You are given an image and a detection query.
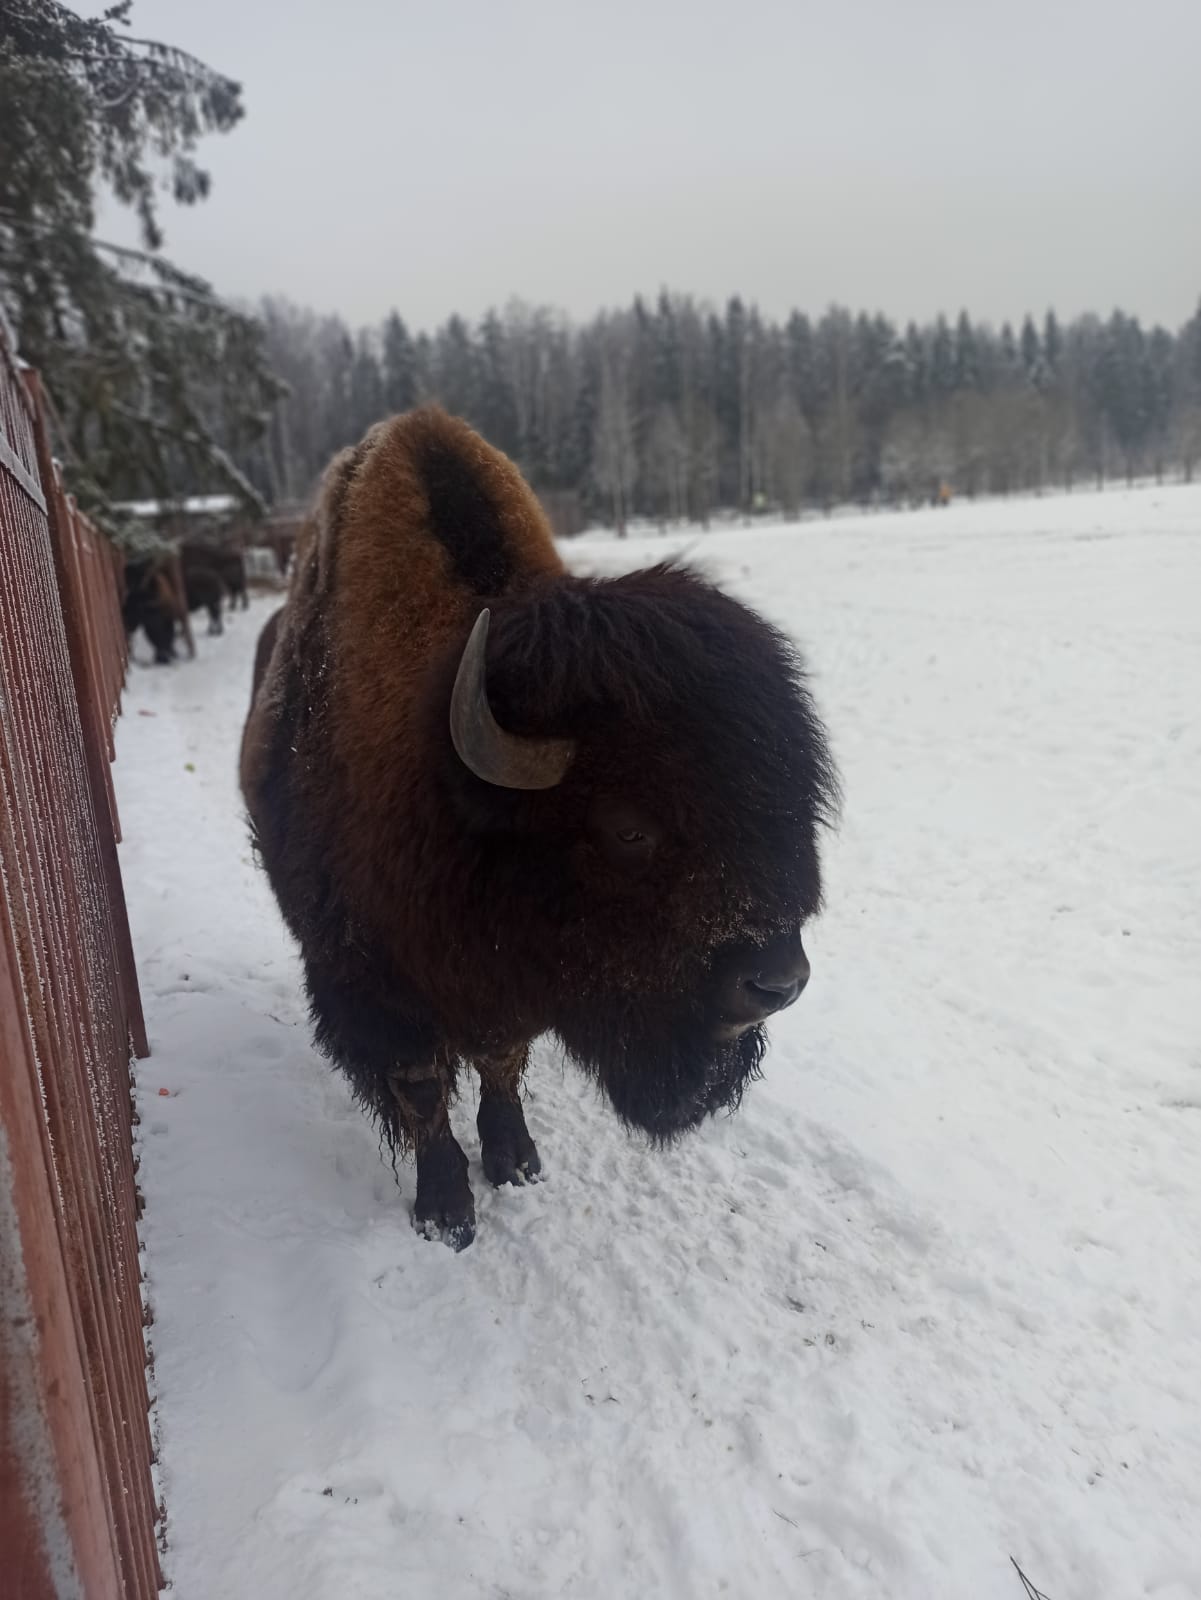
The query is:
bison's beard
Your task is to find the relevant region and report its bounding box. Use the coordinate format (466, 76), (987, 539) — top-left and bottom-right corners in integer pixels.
(554, 1001), (768, 1143)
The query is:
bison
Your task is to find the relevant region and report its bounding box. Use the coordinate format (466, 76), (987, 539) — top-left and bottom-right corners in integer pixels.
(241, 408), (837, 1249)
(123, 550), (227, 659)
(182, 538), (248, 613)
(122, 556), (179, 664)
(182, 563), (225, 636)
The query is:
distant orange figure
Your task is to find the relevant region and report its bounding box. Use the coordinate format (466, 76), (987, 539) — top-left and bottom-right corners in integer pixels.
(937, 482), (952, 507)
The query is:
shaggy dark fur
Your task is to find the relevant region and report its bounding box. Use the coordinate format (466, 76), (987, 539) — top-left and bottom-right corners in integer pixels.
(241, 407), (838, 1249)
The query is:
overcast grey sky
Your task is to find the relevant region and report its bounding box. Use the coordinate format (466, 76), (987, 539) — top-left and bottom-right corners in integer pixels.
(98, 0), (1201, 331)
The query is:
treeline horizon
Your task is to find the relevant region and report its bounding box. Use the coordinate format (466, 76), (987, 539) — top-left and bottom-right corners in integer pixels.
(248, 290), (1201, 532)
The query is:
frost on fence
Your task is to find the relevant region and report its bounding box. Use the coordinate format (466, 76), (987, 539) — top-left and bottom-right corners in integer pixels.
(0, 321), (159, 1597)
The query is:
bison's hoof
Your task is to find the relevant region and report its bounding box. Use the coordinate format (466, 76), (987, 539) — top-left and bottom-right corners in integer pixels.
(478, 1097), (542, 1188)
(413, 1209), (476, 1251)
(412, 1187), (476, 1250)
(481, 1137), (542, 1188)
(413, 1137), (475, 1250)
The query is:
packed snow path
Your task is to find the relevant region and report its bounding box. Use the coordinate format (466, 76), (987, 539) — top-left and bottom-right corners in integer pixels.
(118, 485), (1201, 1600)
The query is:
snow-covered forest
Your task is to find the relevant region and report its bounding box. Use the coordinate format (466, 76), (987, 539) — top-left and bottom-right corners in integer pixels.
(4, 7), (1198, 535)
(250, 292), (1201, 528)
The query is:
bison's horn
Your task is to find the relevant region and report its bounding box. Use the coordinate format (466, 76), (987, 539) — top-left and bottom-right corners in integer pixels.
(450, 609), (575, 790)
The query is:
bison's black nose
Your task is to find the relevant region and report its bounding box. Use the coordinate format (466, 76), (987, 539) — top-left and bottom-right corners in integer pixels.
(745, 974), (805, 1012)
(713, 933), (811, 1029)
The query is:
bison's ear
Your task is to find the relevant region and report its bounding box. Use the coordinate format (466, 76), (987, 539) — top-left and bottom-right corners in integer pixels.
(450, 610), (576, 790)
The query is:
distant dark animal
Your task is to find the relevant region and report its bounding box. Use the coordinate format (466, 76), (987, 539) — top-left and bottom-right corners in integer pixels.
(182, 538), (248, 613)
(241, 408), (837, 1250)
(223, 548), (249, 610)
(122, 557), (180, 664)
(183, 563), (225, 636)
(123, 552), (228, 661)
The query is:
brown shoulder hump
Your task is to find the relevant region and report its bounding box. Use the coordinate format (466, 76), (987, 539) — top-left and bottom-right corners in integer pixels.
(342, 406), (564, 596)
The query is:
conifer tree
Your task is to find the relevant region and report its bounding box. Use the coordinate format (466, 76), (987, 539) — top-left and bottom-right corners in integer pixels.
(0, 0), (282, 523)
(381, 312), (421, 415)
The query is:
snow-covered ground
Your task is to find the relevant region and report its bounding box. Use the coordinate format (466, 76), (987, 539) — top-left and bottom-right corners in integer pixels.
(117, 482), (1201, 1600)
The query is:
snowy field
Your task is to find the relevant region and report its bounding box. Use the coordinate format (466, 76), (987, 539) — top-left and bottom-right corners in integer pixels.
(117, 482), (1201, 1600)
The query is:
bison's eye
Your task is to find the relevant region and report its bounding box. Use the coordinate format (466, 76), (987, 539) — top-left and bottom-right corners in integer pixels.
(588, 802), (663, 876)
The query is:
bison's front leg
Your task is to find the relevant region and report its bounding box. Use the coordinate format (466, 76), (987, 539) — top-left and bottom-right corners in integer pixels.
(306, 970), (476, 1249)
(475, 1047), (542, 1187)
(389, 1067), (476, 1251)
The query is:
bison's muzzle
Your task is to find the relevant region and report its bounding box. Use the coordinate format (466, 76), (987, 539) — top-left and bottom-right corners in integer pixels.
(711, 930), (812, 1035)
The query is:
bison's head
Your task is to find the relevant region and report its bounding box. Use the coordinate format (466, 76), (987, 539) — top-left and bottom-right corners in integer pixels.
(427, 564), (838, 1141)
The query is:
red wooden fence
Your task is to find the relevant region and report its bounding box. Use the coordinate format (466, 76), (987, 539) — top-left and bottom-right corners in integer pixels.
(0, 319), (158, 1597)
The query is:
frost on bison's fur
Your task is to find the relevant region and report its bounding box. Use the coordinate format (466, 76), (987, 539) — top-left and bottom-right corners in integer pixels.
(240, 407), (838, 1249)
